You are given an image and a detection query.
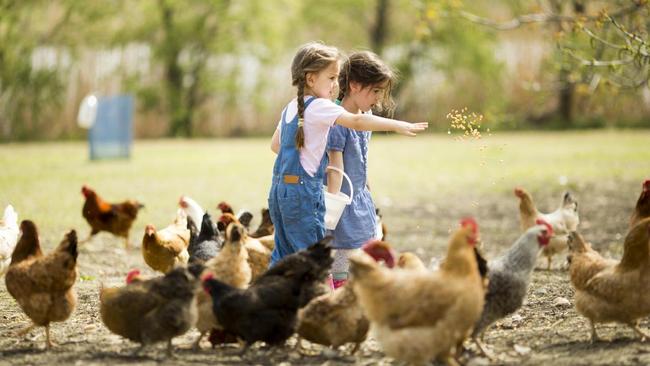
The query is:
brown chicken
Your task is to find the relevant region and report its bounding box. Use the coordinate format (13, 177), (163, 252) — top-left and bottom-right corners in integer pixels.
(630, 179), (650, 228)
(142, 208), (190, 273)
(99, 264), (204, 356)
(249, 208), (274, 238)
(218, 212), (271, 280)
(514, 187), (579, 270)
(568, 218), (650, 342)
(349, 218), (485, 366)
(297, 282), (369, 354)
(5, 221), (78, 349)
(398, 252), (427, 271)
(296, 240), (396, 354)
(193, 221), (252, 348)
(81, 185), (144, 248)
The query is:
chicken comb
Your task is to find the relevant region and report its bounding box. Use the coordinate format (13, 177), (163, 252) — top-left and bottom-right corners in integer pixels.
(535, 219), (554, 237)
(126, 269), (141, 284)
(217, 201), (234, 213)
(201, 273), (214, 282)
(361, 240), (396, 268)
(179, 195), (188, 208)
(643, 179), (650, 192)
(460, 217), (478, 234)
(81, 185), (93, 197)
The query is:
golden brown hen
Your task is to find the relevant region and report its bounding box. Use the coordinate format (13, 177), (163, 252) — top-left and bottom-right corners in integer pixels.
(568, 218), (650, 342)
(349, 219), (485, 366)
(5, 221), (78, 349)
(217, 212), (271, 280)
(142, 209), (190, 273)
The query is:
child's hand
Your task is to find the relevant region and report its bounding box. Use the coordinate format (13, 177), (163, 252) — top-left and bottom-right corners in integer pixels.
(395, 121), (428, 137)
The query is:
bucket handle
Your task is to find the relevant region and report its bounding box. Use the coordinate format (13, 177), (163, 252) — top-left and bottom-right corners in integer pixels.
(325, 166), (354, 204)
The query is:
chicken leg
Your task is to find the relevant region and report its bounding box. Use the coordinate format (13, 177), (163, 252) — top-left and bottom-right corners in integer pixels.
(80, 229), (100, 245)
(589, 321), (600, 343)
(45, 324), (57, 349)
(166, 339), (175, 357)
(349, 341), (361, 355)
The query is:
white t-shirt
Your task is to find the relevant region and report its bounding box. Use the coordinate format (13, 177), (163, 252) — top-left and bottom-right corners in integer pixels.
(276, 97), (345, 177)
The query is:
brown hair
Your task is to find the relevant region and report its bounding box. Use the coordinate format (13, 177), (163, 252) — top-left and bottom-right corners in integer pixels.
(338, 51), (396, 117)
(291, 42), (340, 149)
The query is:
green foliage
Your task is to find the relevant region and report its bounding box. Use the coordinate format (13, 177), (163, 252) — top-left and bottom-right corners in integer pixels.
(1, 0), (650, 140)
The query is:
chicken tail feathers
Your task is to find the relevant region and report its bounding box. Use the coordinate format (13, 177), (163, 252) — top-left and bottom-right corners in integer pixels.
(62, 229), (79, 261)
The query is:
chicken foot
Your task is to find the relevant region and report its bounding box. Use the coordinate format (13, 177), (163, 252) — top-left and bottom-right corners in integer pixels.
(132, 343), (148, 356)
(16, 323), (35, 337)
(473, 335), (496, 361)
(45, 324), (58, 349)
(629, 321), (650, 341)
(192, 331), (206, 350)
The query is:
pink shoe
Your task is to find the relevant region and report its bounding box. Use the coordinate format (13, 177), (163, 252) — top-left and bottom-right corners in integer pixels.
(332, 278), (347, 289)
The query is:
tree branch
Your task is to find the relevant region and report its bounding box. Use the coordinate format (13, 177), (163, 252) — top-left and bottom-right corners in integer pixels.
(451, 1), (646, 31)
(562, 47), (634, 66)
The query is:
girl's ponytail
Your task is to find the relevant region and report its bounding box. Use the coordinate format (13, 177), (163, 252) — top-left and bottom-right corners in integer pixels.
(295, 79), (306, 149)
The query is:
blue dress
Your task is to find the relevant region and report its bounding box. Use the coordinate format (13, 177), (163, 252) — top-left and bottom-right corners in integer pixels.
(326, 124), (377, 249)
(267, 97), (329, 266)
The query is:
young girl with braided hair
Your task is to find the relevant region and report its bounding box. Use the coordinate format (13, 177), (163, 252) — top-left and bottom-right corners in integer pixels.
(268, 42), (427, 266)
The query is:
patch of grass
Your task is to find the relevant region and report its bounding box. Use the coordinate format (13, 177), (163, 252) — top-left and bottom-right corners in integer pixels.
(0, 130), (648, 245)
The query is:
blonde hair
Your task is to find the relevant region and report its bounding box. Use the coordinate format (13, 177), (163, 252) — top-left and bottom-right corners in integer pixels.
(338, 51), (396, 117)
(291, 42), (340, 149)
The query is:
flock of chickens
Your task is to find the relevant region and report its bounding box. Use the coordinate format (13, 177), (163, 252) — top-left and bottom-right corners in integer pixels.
(0, 180), (649, 366)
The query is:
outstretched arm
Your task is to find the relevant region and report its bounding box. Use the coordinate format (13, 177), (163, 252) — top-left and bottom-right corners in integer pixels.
(335, 111), (428, 136)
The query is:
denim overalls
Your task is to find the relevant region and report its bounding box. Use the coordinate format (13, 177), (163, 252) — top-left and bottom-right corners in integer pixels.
(326, 124), (377, 249)
(268, 97), (328, 266)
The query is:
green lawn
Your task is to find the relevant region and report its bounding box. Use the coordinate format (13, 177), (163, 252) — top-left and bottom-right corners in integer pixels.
(1, 130), (648, 244)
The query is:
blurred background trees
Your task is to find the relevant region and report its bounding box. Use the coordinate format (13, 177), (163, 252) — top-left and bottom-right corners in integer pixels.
(1, 0), (649, 141)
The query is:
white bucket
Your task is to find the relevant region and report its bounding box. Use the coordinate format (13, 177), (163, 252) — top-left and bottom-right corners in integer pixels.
(323, 166), (354, 230)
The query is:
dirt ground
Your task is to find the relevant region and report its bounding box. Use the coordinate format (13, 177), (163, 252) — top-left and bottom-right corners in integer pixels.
(2, 179), (649, 366)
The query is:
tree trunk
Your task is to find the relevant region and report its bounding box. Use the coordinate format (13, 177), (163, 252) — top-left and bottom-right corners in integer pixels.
(370, 0), (389, 55)
(554, 0), (585, 125)
(159, 0), (191, 137)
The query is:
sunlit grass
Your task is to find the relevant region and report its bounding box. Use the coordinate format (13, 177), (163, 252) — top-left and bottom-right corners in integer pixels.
(0, 130), (648, 244)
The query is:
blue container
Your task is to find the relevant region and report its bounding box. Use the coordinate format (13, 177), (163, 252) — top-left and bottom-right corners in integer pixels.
(89, 95), (134, 160)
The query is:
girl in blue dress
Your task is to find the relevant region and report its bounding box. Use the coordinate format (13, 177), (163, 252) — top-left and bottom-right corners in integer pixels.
(326, 51), (397, 288)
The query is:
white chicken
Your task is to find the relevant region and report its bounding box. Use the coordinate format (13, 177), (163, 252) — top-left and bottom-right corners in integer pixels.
(0, 205), (19, 276)
(179, 195), (205, 230)
(514, 188), (579, 270)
